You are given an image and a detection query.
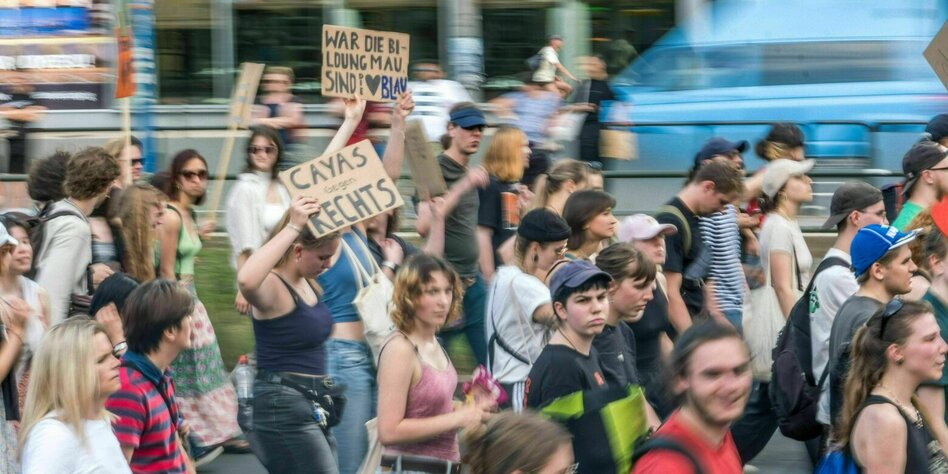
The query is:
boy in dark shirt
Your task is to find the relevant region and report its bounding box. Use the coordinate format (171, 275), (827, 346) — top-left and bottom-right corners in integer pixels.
(526, 260), (611, 408)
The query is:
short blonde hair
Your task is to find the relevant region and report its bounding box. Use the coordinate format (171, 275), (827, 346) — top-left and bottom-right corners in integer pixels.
(19, 318), (110, 456)
(483, 126), (527, 182)
(390, 255), (463, 333)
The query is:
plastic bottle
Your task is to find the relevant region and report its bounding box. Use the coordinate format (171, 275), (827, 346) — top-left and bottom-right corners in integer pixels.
(234, 354), (254, 430)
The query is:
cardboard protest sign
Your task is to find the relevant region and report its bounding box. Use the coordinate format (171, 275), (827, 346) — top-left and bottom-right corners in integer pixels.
(280, 139), (404, 237)
(228, 62), (265, 128)
(322, 25), (409, 103)
(404, 120), (446, 199)
(114, 26), (135, 99)
(925, 20), (948, 91)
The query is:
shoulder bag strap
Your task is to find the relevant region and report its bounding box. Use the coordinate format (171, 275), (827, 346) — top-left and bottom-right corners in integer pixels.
(349, 229), (384, 276)
(487, 276), (532, 368)
(657, 205), (691, 255)
(339, 238), (369, 291)
(632, 436), (705, 474)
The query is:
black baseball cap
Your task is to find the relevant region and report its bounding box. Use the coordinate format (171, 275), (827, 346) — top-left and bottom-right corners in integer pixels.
(821, 182), (884, 230)
(694, 137), (748, 167)
(926, 114), (948, 143)
(518, 208), (570, 243)
(902, 140), (948, 197)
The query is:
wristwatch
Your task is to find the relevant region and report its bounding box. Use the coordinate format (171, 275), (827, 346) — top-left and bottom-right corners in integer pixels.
(112, 341), (128, 358)
(381, 261), (399, 273)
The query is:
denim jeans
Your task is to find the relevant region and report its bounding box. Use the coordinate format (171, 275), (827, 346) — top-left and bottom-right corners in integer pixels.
(327, 339), (377, 474)
(247, 378), (338, 474)
(730, 380), (778, 464)
(439, 274), (488, 366)
(722, 309), (743, 334)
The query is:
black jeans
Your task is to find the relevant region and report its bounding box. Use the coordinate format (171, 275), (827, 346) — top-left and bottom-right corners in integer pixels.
(247, 378), (338, 474)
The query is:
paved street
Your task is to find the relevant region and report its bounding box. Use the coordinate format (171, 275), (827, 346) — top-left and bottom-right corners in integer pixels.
(205, 430), (813, 473)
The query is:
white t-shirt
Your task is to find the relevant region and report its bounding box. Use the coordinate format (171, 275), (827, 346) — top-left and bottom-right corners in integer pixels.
(810, 248), (857, 383)
(485, 265), (552, 383)
(406, 79), (473, 142)
(532, 46), (560, 83)
(21, 414), (132, 474)
(759, 213), (813, 290)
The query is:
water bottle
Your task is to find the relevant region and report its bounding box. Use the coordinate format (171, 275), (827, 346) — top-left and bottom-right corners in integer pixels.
(234, 354), (254, 431)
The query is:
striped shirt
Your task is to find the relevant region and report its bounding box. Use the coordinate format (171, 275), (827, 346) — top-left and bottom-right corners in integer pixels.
(699, 205), (746, 312)
(105, 353), (186, 474)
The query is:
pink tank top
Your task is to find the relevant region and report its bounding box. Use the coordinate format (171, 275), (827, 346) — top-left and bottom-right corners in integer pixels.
(387, 336), (460, 461)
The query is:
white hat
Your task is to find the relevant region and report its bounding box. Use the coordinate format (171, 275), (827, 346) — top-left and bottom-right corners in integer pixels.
(761, 159), (815, 199)
(0, 225), (17, 247)
(617, 214), (677, 242)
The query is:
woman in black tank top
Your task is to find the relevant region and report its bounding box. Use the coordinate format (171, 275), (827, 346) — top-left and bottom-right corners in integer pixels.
(835, 301), (948, 473)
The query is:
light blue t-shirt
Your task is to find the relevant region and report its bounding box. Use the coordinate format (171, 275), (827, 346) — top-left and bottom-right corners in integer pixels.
(317, 229), (374, 323)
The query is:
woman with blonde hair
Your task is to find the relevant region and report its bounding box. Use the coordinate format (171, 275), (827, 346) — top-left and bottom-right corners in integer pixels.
(477, 126), (533, 279)
(110, 183), (164, 283)
(377, 254), (492, 470)
(835, 301), (948, 471)
(103, 135), (144, 186)
(462, 410), (574, 474)
(18, 317), (129, 473)
(237, 196), (341, 473)
(532, 159), (593, 216)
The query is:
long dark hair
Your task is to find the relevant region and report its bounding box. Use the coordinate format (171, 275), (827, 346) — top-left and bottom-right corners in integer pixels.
(166, 149), (208, 205)
(563, 189), (615, 250)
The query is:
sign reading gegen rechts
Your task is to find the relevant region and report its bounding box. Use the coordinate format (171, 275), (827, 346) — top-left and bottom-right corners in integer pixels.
(321, 25), (409, 103)
(279, 139), (405, 237)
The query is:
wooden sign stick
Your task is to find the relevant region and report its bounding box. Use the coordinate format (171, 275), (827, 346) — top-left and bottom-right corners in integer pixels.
(206, 62), (265, 219)
(121, 97), (132, 186)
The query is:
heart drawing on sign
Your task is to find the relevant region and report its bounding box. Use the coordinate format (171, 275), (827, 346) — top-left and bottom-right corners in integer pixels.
(365, 75), (381, 96)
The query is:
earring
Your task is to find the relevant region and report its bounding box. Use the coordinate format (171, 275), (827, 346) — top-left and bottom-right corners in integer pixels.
(533, 254), (539, 264)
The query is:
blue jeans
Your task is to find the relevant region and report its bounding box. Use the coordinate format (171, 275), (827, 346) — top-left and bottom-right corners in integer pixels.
(440, 274), (488, 366)
(247, 379), (338, 474)
(723, 309), (743, 334)
(327, 339), (377, 474)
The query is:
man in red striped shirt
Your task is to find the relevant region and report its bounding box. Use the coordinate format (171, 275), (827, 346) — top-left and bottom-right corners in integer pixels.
(105, 280), (197, 473)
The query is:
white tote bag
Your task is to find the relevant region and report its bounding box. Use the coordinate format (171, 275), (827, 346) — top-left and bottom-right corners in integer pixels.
(742, 247), (801, 382)
(357, 418), (383, 474)
(341, 235), (395, 363)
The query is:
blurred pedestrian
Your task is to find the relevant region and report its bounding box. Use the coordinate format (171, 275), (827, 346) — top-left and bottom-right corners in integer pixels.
(34, 147), (120, 324)
(0, 71), (45, 174)
(158, 150), (242, 459)
(491, 82), (561, 188)
(632, 321), (749, 474)
(110, 183), (164, 283)
(477, 126), (532, 278)
(377, 255), (492, 469)
(486, 208), (568, 411)
(531, 35), (577, 97)
(561, 189), (617, 262)
(531, 159), (593, 216)
(571, 55), (620, 166)
(461, 411), (574, 474)
(236, 197), (340, 474)
(105, 279), (197, 473)
(407, 61), (473, 143)
(894, 141), (948, 230)
(833, 301), (948, 471)
(226, 126), (291, 315)
(103, 135), (145, 186)
(0, 295), (30, 471)
(18, 318), (130, 473)
(746, 123), (806, 202)
(618, 214), (678, 417)
(251, 66), (304, 171)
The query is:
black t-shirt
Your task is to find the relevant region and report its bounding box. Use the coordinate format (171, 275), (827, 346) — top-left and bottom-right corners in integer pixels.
(477, 176), (518, 265)
(629, 283), (676, 372)
(656, 197), (707, 316)
(592, 322), (640, 387)
(572, 79), (616, 127)
(526, 344), (607, 408)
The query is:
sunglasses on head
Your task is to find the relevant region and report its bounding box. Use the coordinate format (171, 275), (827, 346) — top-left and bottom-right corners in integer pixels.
(248, 145), (277, 155)
(879, 298), (904, 340)
(181, 170), (208, 181)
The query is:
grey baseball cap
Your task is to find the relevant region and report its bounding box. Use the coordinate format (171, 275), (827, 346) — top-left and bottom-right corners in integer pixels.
(821, 182), (884, 230)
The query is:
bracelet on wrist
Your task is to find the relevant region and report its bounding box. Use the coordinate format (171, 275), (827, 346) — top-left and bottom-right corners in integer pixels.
(381, 261), (399, 273)
(286, 223), (303, 233)
(112, 341), (128, 357)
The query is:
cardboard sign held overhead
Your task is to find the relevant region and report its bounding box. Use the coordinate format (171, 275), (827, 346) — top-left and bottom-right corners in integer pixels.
(404, 120), (446, 199)
(322, 25), (409, 103)
(925, 20), (948, 91)
(229, 62), (265, 128)
(280, 139), (404, 237)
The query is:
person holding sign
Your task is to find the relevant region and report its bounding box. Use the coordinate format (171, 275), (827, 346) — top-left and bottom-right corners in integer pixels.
(236, 195), (341, 474)
(251, 67), (304, 171)
(157, 150), (243, 461)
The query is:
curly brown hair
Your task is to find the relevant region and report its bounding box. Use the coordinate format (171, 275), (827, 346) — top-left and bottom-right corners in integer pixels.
(390, 255), (464, 333)
(63, 147), (120, 200)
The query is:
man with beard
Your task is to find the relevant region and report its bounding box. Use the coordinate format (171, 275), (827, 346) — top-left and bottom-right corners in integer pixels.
(633, 321), (751, 473)
(415, 102), (490, 365)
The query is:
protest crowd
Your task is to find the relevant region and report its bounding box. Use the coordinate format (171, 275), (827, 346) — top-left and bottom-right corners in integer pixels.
(8, 40), (948, 474)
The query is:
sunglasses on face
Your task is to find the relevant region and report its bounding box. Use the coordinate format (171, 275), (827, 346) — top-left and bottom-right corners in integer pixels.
(879, 298), (904, 340)
(181, 170), (208, 181)
(130, 158), (143, 166)
(262, 79), (289, 84)
(248, 145), (277, 155)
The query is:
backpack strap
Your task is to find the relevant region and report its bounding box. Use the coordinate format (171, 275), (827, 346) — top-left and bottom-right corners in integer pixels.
(632, 435), (705, 474)
(657, 205), (691, 256)
(487, 276), (532, 369)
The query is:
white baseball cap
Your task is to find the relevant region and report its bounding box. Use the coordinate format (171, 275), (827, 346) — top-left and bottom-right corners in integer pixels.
(0, 225), (17, 247)
(617, 214), (677, 242)
(761, 159), (815, 199)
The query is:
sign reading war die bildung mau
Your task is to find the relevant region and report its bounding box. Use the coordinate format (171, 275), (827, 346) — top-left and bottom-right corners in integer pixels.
(321, 25), (409, 103)
(279, 140), (405, 237)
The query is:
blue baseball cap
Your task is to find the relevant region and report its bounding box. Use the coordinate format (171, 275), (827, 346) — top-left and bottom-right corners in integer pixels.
(851, 224), (920, 277)
(449, 106), (487, 129)
(549, 260), (612, 301)
(694, 137), (748, 167)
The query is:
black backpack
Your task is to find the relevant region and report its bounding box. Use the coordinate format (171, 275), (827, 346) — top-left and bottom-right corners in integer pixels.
(25, 205), (85, 280)
(632, 435), (705, 474)
(769, 256), (849, 441)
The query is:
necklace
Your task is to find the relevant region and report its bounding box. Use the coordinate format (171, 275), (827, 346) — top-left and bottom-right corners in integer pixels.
(557, 328), (580, 353)
(878, 383), (924, 429)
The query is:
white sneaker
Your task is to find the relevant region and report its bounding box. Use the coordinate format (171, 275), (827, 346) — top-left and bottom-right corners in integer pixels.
(193, 445), (224, 470)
